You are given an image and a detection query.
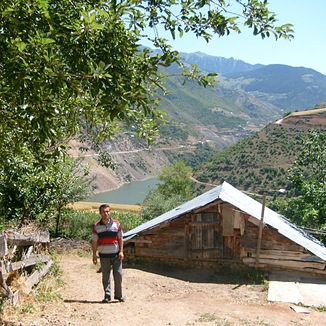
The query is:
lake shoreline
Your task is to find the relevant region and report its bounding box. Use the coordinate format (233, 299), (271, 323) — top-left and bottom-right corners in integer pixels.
(92, 175), (158, 195)
(87, 177), (160, 205)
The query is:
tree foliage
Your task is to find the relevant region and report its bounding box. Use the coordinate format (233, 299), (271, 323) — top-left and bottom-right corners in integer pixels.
(141, 160), (194, 220)
(0, 0), (293, 223)
(284, 130), (326, 234)
(0, 0), (294, 157)
(0, 152), (93, 227)
(157, 160), (194, 199)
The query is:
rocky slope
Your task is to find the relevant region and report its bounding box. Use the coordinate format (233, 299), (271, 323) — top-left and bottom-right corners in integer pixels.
(69, 137), (175, 193)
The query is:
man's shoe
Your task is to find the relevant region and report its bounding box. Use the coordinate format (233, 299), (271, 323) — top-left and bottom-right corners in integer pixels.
(102, 296), (111, 303)
(115, 297), (125, 302)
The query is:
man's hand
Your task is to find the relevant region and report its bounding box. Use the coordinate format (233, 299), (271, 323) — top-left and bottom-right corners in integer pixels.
(119, 251), (124, 260)
(92, 255), (98, 265)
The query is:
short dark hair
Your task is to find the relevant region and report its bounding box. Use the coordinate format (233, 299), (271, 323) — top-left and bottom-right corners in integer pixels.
(99, 204), (110, 213)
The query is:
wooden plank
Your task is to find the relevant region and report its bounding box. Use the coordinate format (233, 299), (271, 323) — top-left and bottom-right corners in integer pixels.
(238, 238), (284, 251)
(1, 254), (50, 275)
(248, 216), (260, 227)
(185, 224), (190, 260)
(223, 236), (236, 258)
(11, 290), (20, 306)
(5, 230), (50, 246)
(132, 239), (153, 244)
(0, 233), (7, 258)
(202, 250), (223, 259)
(255, 193), (266, 269)
(193, 202), (219, 213)
(5, 231), (35, 246)
(0, 271), (13, 299)
(237, 240), (259, 249)
(22, 246), (34, 260)
(135, 247), (184, 258)
(222, 216), (234, 236)
(243, 249), (324, 262)
(34, 230), (50, 243)
(243, 257), (325, 270)
(24, 259), (53, 294)
(189, 221), (219, 225)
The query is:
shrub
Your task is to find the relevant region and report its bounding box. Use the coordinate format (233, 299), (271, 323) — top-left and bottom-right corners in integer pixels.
(52, 208), (144, 241)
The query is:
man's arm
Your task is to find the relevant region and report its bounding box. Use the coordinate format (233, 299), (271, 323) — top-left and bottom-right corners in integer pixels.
(118, 236), (124, 260)
(92, 240), (98, 264)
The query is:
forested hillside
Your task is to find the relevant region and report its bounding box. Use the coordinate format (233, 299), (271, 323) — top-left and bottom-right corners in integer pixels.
(192, 105), (326, 195)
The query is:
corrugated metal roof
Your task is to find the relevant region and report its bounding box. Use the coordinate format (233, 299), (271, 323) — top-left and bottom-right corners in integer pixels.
(124, 181), (326, 261)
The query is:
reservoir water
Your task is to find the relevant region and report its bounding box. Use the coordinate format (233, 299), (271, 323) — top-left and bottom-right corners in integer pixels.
(86, 178), (160, 205)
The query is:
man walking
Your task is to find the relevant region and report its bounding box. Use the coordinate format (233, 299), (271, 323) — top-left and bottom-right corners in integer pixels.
(92, 204), (125, 303)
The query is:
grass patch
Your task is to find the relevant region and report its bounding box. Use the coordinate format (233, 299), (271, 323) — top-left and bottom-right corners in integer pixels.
(197, 312), (219, 322)
(240, 316), (272, 325)
(196, 313), (233, 325)
(311, 305), (326, 313)
(247, 267), (268, 285)
(35, 253), (63, 303)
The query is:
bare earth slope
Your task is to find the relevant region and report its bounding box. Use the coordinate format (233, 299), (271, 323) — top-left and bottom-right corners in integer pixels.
(13, 253), (326, 326)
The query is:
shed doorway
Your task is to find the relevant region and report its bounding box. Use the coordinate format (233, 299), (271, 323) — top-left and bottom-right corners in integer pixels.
(187, 212), (223, 259)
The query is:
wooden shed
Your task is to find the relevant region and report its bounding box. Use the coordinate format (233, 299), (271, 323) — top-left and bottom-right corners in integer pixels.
(124, 182), (326, 275)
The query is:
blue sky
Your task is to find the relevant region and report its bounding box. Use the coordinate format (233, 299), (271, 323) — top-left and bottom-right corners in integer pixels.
(142, 0), (326, 75)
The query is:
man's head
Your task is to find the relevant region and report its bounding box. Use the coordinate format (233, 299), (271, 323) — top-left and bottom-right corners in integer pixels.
(99, 204), (111, 223)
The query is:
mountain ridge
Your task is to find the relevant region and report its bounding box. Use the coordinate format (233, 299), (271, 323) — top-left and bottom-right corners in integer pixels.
(179, 51), (264, 74)
(75, 51), (326, 195)
(221, 64), (326, 110)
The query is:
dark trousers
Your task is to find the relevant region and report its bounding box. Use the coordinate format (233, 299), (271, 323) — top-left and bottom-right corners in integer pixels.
(100, 256), (123, 299)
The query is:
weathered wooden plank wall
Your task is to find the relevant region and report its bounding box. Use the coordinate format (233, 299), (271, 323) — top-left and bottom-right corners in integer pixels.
(125, 202), (326, 275)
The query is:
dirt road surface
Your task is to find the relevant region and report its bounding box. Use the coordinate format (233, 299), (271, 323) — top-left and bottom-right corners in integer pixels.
(4, 252), (326, 326)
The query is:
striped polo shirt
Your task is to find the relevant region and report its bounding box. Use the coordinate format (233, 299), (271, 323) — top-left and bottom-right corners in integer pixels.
(92, 218), (123, 258)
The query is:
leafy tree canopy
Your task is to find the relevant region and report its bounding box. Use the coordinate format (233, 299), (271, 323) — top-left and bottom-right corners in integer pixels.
(141, 160), (194, 220)
(285, 130), (326, 233)
(0, 153), (93, 226)
(0, 0), (294, 161)
(0, 0), (293, 224)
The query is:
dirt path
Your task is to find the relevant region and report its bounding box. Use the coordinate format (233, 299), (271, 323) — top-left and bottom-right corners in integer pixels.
(7, 253), (326, 326)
